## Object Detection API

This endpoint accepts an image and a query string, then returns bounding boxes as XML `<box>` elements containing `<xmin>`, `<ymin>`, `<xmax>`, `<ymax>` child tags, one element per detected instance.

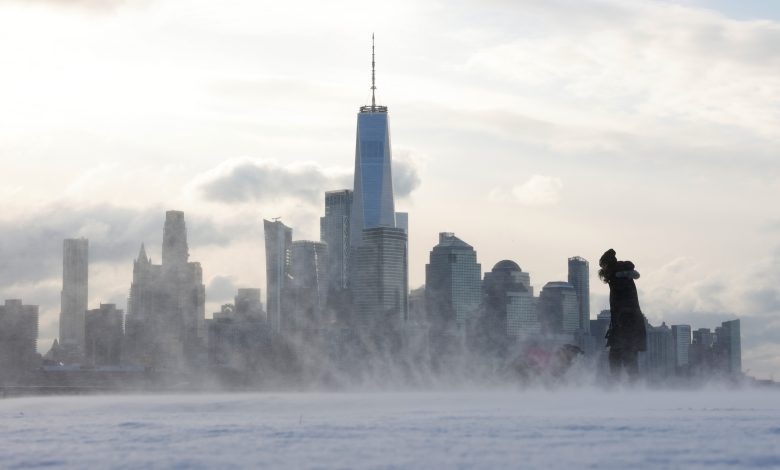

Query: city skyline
<box><xmin>0</xmin><ymin>0</ymin><xmax>777</xmax><ymax>379</ymax></box>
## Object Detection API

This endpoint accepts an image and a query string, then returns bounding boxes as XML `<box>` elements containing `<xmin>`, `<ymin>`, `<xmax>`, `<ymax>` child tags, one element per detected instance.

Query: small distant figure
<box><xmin>599</xmin><ymin>249</ymin><xmax>647</xmax><ymax>381</ymax></box>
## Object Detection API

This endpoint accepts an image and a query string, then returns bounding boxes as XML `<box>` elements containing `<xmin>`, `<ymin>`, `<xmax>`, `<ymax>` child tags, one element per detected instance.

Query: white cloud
<box><xmin>491</xmin><ymin>175</ymin><xmax>563</xmax><ymax>206</ymax></box>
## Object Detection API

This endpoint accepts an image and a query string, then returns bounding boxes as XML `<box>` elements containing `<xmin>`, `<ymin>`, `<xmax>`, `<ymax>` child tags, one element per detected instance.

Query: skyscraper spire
<box><xmin>371</xmin><ymin>33</ymin><xmax>376</xmax><ymax>110</ymax></box>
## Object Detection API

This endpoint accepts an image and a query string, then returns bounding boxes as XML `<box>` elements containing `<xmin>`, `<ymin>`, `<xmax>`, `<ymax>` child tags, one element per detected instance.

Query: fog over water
<box><xmin>2</xmin><ymin>388</ymin><xmax>778</xmax><ymax>469</ymax></box>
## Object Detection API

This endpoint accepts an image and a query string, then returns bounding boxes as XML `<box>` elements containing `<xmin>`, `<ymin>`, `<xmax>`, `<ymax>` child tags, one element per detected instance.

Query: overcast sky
<box><xmin>1</xmin><ymin>0</ymin><xmax>778</xmax><ymax>379</ymax></box>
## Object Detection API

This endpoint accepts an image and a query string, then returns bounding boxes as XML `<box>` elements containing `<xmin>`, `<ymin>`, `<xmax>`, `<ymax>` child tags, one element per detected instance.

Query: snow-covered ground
<box><xmin>1</xmin><ymin>388</ymin><xmax>779</xmax><ymax>469</ymax></box>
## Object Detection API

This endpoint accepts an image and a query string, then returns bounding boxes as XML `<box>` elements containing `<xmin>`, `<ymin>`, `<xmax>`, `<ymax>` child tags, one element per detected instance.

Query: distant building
<box><xmin>425</xmin><ymin>233</ymin><xmax>482</xmax><ymax>335</ymax></box>
<box><xmin>264</xmin><ymin>219</ymin><xmax>292</xmax><ymax>333</ymax></box>
<box><xmin>60</xmin><ymin>238</ymin><xmax>88</xmax><ymax>357</ymax></box>
<box><xmin>0</xmin><ymin>299</ymin><xmax>39</xmax><ymax>378</ymax></box>
<box><xmin>124</xmin><ymin>211</ymin><xmax>206</xmax><ymax>371</ymax></box>
<box><xmin>715</xmin><ymin>319</ymin><xmax>741</xmax><ymax>375</ymax></box>
<box><xmin>538</xmin><ymin>282</ymin><xmax>579</xmax><ymax>335</ymax></box>
<box><xmin>671</xmin><ymin>324</ymin><xmax>691</xmax><ymax>370</ymax></box>
<box><xmin>85</xmin><ymin>304</ymin><xmax>123</xmax><ymax>367</ymax></box>
<box><xmin>289</xmin><ymin>240</ymin><xmax>329</xmax><ymax>331</ymax></box>
<box><xmin>234</xmin><ymin>288</ymin><xmax>264</xmax><ymax>319</ymax></box>
<box><xmin>640</xmin><ymin>322</ymin><xmax>675</xmax><ymax>378</ymax></box>
<box><xmin>567</xmin><ymin>256</ymin><xmax>590</xmax><ymax>333</ymax></box>
<box><xmin>207</xmin><ymin>303</ymin><xmax>271</xmax><ymax>372</ymax></box>
<box><xmin>320</xmin><ymin>190</ymin><xmax>353</xmax><ymax>292</ymax></box>
<box><xmin>477</xmin><ymin>260</ymin><xmax>537</xmax><ymax>352</ymax></box>
<box><xmin>351</xmin><ymin>227</ymin><xmax>408</xmax><ymax>329</ymax></box>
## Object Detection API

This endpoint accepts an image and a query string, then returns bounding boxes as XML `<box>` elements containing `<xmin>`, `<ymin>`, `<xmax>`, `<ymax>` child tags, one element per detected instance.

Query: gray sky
<box><xmin>0</xmin><ymin>0</ymin><xmax>778</xmax><ymax>379</ymax></box>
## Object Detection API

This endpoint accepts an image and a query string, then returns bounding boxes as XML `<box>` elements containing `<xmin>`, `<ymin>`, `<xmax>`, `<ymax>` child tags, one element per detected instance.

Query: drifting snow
<box><xmin>1</xmin><ymin>389</ymin><xmax>779</xmax><ymax>469</ymax></box>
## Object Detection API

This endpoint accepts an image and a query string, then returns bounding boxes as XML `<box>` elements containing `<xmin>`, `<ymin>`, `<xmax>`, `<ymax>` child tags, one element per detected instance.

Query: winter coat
<box><xmin>606</xmin><ymin>261</ymin><xmax>647</xmax><ymax>352</ymax></box>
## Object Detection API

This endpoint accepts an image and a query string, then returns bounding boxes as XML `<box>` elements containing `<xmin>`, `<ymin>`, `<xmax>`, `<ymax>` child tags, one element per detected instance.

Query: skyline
<box><xmin>0</xmin><ymin>0</ymin><xmax>778</xmax><ymax>378</ymax></box>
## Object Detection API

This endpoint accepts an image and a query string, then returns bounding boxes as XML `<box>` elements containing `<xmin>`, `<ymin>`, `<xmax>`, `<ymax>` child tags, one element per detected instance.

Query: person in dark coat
<box><xmin>599</xmin><ymin>249</ymin><xmax>647</xmax><ymax>380</ymax></box>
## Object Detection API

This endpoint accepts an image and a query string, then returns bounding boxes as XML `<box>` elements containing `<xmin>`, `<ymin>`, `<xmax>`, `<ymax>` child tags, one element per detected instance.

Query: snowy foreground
<box><xmin>2</xmin><ymin>388</ymin><xmax>779</xmax><ymax>469</ymax></box>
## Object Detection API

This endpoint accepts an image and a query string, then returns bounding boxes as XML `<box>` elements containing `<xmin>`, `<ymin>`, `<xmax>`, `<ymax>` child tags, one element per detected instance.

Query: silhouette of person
<box><xmin>599</xmin><ymin>249</ymin><xmax>647</xmax><ymax>380</ymax></box>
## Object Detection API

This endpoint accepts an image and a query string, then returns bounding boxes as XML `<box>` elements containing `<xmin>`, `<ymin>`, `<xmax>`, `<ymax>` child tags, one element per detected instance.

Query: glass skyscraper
<box><xmin>60</xmin><ymin>237</ymin><xmax>88</xmax><ymax>354</ymax></box>
<box><xmin>349</xmin><ymin>37</ymin><xmax>396</xmax><ymax>248</ymax></box>
<box><xmin>567</xmin><ymin>256</ymin><xmax>590</xmax><ymax>333</ymax></box>
<box><xmin>263</xmin><ymin>219</ymin><xmax>292</xmax><ymax>333</ymax></box>
<box><xmin>320</xmin><ymin>189</ymin><xmax>352</xmax><ymax>291</ymax></box>
<box><xmin>349</xmin><ymin>109</ymin><xmax>396</xmax><ymax>248</ymax></box>
<box><xmin>425</xmin><ymin>232</ymin><xmax>482</xmax><ymax>334</ymax></box>
<box><xmin>351</xmin><ymin>227</ymin><xmax>408</xmax><ymax>327</ymax></box>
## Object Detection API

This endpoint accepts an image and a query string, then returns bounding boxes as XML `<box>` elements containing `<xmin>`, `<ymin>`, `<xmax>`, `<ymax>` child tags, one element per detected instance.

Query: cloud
<box><xmin>193</xmin><ymin>155</ymin><xmax>422</xmax><ymax>205</ymax></box>
<box><xmin>490</xmin><ymin>175</ymin><xmax>563</xmax><ymax>206</ymax></box>
<box><xmin>0</xmin><ymin>204</ymin><xmax>251</xmax><ymax>287</ymax></box>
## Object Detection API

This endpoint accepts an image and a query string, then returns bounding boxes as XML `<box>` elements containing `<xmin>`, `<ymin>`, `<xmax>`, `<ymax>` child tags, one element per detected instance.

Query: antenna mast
<box><xmin>371</xmin><ymin>33</ymin><xmax>376</xmax><ymax>110</ymax></box>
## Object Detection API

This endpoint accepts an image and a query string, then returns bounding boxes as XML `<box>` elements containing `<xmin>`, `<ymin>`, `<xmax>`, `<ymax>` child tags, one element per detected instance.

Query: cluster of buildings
<box><xmin>0</xmin><ymin>44</ymin><xmax>744</xmax><ymax>387</ymax></box>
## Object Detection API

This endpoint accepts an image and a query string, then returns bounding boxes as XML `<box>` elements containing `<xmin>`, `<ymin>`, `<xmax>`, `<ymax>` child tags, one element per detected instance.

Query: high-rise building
<box><xmin>349</xmin><ymin>37</ymin><xmax>396</xmax><ymax>249</ymax></box>
<box><xmin>60</xmin><ymin>238</ymin><xmax>88</xmax><ymax>355</ymax></box>
<box><xmin>0</xmin><ymin>299</ymin><xmax>39</xmax><ymax>377</ymax></box>
<box><xmin>289</xmin><ymin>240</ymin><xmax>329</xmax><ymax>330</ymax></box>
<box><xmin>425</xmin><ymin>232</ymin><xmax>481</xmax><ymax>335</ymax></box>
<box><xmin>124</xmin><ymin>211</ymin><xmax>206</xmax><ymax>370</ymax></box>
<box><xmin>567</xmin><ymin>256</ymin><xmax>590</xmax><ymax>333</ymax></box>
<box><xmin>639</xmin><ymin>321</ymin><xmax>676</xmax><ymax>378</ymax></box>
<box><xmin>85</xmin><ymin>303</ymin><xmax>123</xmax><ymax>367</ymax></box>
<box><xmin>264</xmin><ymin>219</ymin><xmax>292</xmax><ymax>333</ymax></box>
<box><xmin>320</xmin><ymin>190</ymin><xmax>353</xmax><ymax>291</ymax></box>
<box><xmin>478</xmin><ymin>261</ymin><xmax>537</xmax><ymax>350</ymax></box>
<box><xmin>538</xmin><ymin>282</ymin><xmax>579</xmax><ymax>335</ymax></box>
<box><xmin>671</xmin><ymin>324</ymin><xmax>691</xmax><ymax>369</ymax></box>
<box><xmin>716</xmin><ymin>319</ymin><xmax>741</xmax><ymax>375</ymax></box>
<box><xmin>351</xmin><ymin>227</ymin><xmax>408</xmax><ymax>328</ymax></box>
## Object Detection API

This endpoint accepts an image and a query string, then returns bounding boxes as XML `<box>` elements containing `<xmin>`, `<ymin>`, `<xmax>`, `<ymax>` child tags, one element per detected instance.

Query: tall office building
<box><xmin>85</xmin><ymin>303</ymin><xmax>123</xmax><ymax>367</ymax></box>
<box><xmin>0</xmin><ymin>299</ymin><xmax>39</xmax><ymax>376</ymax></box>
<box><xmin>349</xmin><ymin>36</ymin><xmax>396</xmax><ymax>248</ymax></box>
<box><xmin>351</xmin><ymin>227</ymin><xmax>408</xmax><ymax>328</ymax></box>
<box><xmin>124</xmin><ymin>211</ymin><xmax>206</xmax><ymax>370</ymax></box>
<box><xmin>671</xmin><ymin>324</ymin><xmax>691</xmax><ymax>369</ymax></box>
<box><xmin>716</xmin><ymin>319</ymin><xmax>741</xmax><ymax>375</ymax></box>
<box><xmin>639</xmin><ymin>322</ymin><xmax>676</xmax><ymax>378</ymax></box>
<box><xmin>538</xmin><ymin>282</ymin><xmax>580</xmax><ymax>335</ymax></box>
<box><xmin>567</xmin><ymin>256</ymin><xmax>590</xmax><ymax>332</ymax></box>
<box><xmin>425</xmin><ymin>232</ymin><xmax>482</xmax><ymax>335</ymax></box>
<box><xmin>60</xmin><ymin>238</ymin><xmax>88</xmax><ymax>354</ymax></box>
<box><xmin>289</xmin><ymin>240</ymin><xmax>329</xmax><ymax>330</ymax></box>
<box><xmin>320</xmin><ymin>189</ymin><xmax>353</xmax><ymax>291</ymax></box>
<box><xmin>264</xmin><ymin>219</ymin><xmax>292</xmax><ymax>333</ymax></box>
<box><xmin>479</xmin><ymin>261</ymin><xmax>538</xmax><ymax>349</ymax></box>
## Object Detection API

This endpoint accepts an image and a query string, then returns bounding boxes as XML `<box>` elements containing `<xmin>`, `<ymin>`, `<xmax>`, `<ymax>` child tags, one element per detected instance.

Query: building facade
<box><xmin>320</xmin><ymin>190</ymin><xmax>353</xmax><ymax>292</ymax></box>
<box><xmin>351</xmin><ymin>227</ymin><xmax>408</xmax><ymax>329</ymax></box>
<box><xmin>60</xmin><ymin>238</ymin><xmax>88</xmax><ymax>355</ymax></box>
<box><xmin>124</xmin><ymin>211</ymin><xmax>206</xmax><ymax>371</ymax></box>
<box><xmin>85</xmin><ymin>303</ymin><xmax>123</xmax><ymax>367</ymax></box>
<box><xmin>671</xmin><ymin>324</ymin><xmax>691</xmax><ymax>370</ymax></box>
<box><xmin>567</xmin><ymin>256</ymin><xmax>590</xmax><ymax>333</ymax></box>
<box><xmin>538</xmin><ymin>282</ymin><xmax>579</xmax><ymax>335</ymax></box>
<box><xmin>289</xmin><ymin>240</ymin><xmax>329</xmax><ymax>330</ymax></box>
<box><xmin>0</xmin><ymin>299</ymin><xmax>39</xmax><ymax>378</ymax></box>
<box><xmin>424</xmin><ymin>232</ymin><xmax>482</xmax><ymax>336</ymax></box>
<box><xmin>478</xmin><ymin>260</ymin><xmax>537</xmax><ymax>351</ymax></box>
<box><xmin>264</xmin><ymin>219</ymin><xmax>292</xmax><ymax>333</ymax></box>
